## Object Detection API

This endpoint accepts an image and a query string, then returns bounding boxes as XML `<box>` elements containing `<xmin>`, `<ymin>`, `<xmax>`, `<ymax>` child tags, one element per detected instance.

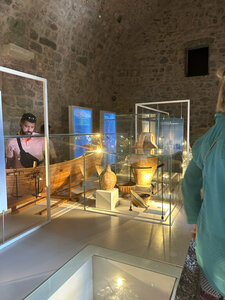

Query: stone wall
<box><xmin>1</xmin><ymin>0</ymin><xmax>225</xmax><ymax>143</ymax></box>
<box><xmin>0</xmin><ymin>0</ymin><xmax>168</xmax><ymax>136</ymax></box>
<box><xmin>112</xmin><ymin>0</ymin><xmax>225</xmax><ymax>143</ymax></box>
<box><xmin>0</xmin><ymin>0</ymin><xmax>121</xmax><ymax>134</ymax></box>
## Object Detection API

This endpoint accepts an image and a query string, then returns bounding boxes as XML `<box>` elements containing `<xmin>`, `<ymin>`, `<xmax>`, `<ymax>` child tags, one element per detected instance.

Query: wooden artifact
<box><xmin>6</xmin><ymin>152</ymin><xmax>102</xmax><ymax>214</ymax></box>
<box><xmin>117</xmin><ymin>181</ymin><xmax>136</xmax><ymax>197</ymax></box>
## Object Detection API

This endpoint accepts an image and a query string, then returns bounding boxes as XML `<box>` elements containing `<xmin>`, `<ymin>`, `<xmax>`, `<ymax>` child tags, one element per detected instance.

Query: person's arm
<box><xmin>6</xmin><ymin>140</ymin><xmax>15</xmax><ymax>169</ymax></box>
<box><xmin>182</xmin><ymin>159</ymin><xmax>203</xmax><ymax>224</ymax></box>
<box><xmin>6</xmin><ymin>157</ymin><xmax>15</xmax><ymax>169</ymax></box>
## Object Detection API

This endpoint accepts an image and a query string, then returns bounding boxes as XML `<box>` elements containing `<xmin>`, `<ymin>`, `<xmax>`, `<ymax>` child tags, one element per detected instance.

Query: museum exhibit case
<box><xmin>80</xmin><ymin>112</ymin><xmax>189</xmax><ymax>226</ymax></box>
<box><xmin>0</xmin><ymin>66</ymin><xmax>50</xmax><ymax>246</ymax></box>
<box><xmin>0</xmin><ymin>66</ymin><xmax>103</xmax><ymax>247</ymax></box>
<box><xmin>1</xmin><ymin>130</ymin><xmax>103</xmax><ymax>245</ymax></box>
<box><xmin>25</xmin><ymin>245</ymin><xmax>181</xmax><ymax>300</ymax></box>
<box><xmin>0</xmin><ymin>65</ymin><xmax>190</xmax><ymax>246</ymax></box>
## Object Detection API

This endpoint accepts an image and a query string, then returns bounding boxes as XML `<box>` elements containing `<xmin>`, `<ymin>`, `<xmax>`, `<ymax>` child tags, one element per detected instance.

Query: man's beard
<box><xmin>21</xmin><ymin>130</ymin><xmax>33</xmax><ymax>136</ymax></box>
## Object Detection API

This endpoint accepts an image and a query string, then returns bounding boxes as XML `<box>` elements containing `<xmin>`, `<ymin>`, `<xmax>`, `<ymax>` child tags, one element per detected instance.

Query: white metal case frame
<box><xmin>135</xmin><ymin>100</ymin><xmax>190</xmax><ymax>163</ymax></box>
<box><xmin>0</xmin><ymin>66</ymin><xmax>50</xmax><ymax>246</ymax></box>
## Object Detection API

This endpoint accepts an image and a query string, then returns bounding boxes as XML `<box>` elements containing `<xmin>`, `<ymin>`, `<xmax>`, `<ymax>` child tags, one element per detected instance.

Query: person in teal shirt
<box><xmin>182</xmin><ymin>67</ymin><xmax>225</xmax><ymax>299</ymax></box>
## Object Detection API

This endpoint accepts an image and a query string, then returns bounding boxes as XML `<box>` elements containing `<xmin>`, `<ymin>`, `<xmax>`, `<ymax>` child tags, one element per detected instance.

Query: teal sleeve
<box><xmin>182</xmin><ymin>159</ymin><xmax>203</xmax><ymax>224</ymax></box>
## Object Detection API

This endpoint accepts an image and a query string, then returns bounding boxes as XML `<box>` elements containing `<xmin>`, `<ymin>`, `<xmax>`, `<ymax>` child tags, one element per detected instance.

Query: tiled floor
<box><xmin>0</xmin><ymin>207</ymin><xmax>193</xmax><ymax>300</ymax></box>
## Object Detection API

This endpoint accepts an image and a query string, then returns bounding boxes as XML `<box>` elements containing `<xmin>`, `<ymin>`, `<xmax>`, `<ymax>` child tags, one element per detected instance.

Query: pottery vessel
<box><xmin>99</xmin><ymin>164</ymin><xmax>117</xmax><ymax>190</ymax></box>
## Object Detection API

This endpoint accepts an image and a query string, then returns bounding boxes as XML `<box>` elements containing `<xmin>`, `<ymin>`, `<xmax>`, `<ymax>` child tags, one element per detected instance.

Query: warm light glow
<box><xmin>96</xmin><ymin>133</ymin><xmax>101</xmax><ymax>137</ymax></box>
<box><xmin>116</xmin><ymin>277</ymin><xmax>124</xmax><ymax>288</ymax></box>
<box><xmin>96</xmin><ymin>147</ymin><xmax>102</xmax><ymax>153</ymax></box>
<box><xmin>151</xmin><ymin>134</ymin><xmax>154</xmax><ymax>143</ymax></box>
<box><xmin>143</xmin><ymin>173</ymin><xmax>151</xmax><ymax>183</ymax></box>
<box><xmin>158</xmin><ymin>149</ymin><xmax>163</xmax><ymax>154</ymax></box>
<box><xmin>151</xmin><ymin>149</ymin><xmax>154</xmax><ymax>155</ymax></box>
<box><xmin>163</xmin><ymin>174</ymin><xmax>169</xmax><ymax>178</ymax></box>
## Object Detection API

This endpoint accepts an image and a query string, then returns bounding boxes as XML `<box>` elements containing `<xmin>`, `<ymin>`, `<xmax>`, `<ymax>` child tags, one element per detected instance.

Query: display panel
<box><xmin>0</xmin><ymin>66</ymin><xmax>49</xmax><ymax>246</ymax></box>
<box><xmin>159</xmin><ymin>118</ymin><xmax>184</xmax><ymax>151</ymax></box>
<box><xmin>103</xmin><ymin>112</ymin><xmax>115</xmax><ymax>164</ymax></box>
<box><xmin>69</xmin><ymin>106</ymin><xmax>92</xmax><ymax>158</ymax></box>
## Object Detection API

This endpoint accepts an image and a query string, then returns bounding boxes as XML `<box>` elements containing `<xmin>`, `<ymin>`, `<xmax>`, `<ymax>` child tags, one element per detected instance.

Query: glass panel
<box><xmin>159</xmin><ymin>118</ymin><xmax>184</xmax><ymax>151</ymax></box>
<box><xmin>2</xmin><ymin>72</ymin><xmax>48</xmax><ymax>243</ymax></box>
<box><xmin>0</xmin><ymin>213</ymin><xmax>3</xmax><ymax>244</ymax></box>
<box><xmin>4</xmin><ymin>135</ymin><xmax>48</xmax><ymax>241</ymax></box>
<box><xmin>42</xmin><ymin>133</ymin><xmax>102</xmax><ymax>216</ymax></box>
<box><xmin>73</xmin><ymin>107</ymin><xmax>92</xmax><ymax>158</ymax></box>
<box><xmin>82</xmin><ymin>147</ymin><xmax>182</xmax><ymax>225</ymax></box>
<box><xmin>25</xmin><ymin>246</ymin><xmax>179</xmax><ymax>300</ymax></box>
<box><xmin>103</xmin><ymin>112</ymin><xmax>115</xmax><ymax>164</ymax></box>
<box><xmin>81</xmin><ymin>112</ymin><xmax>187</xmax><ymax>225</ymax></box>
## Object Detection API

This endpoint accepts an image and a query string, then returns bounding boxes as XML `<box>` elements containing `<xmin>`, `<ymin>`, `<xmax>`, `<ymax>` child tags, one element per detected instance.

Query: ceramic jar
<box><xmin>99</xmin><ymin>164</ymin><xmax>116</xmax><ymax>190</ymax></box>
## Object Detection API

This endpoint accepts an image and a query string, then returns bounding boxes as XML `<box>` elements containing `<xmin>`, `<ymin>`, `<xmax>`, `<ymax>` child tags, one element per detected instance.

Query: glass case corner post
<box><xmin>43</xmin><ymin>78</ymin><xmax>51</xmax><ymax>221</ymax></box>
<box><xmin>83</xmin><ymin>152</ymin><xmax>86</xmax><ymax>210</ymax></box>
<box><xmin>169</xmin><ymin>155</ymin><xmax>172</xmax><ymax>226</ymax></box>
<box><xmin>161</xmin><ymin>156</ymin><xmax>164</xmax><ymax>222</ymax></box>
<box><xmin>0</xmin><ymin>90</ymin><xmax>8</xmax><ymax>243</ymax></box>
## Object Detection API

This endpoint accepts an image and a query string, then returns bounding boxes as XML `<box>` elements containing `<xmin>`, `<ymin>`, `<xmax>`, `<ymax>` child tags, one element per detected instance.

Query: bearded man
<box><xmin>6</xmin><ymin>113</ymin><xmax>45</xmax><ymax>169</ymax></box>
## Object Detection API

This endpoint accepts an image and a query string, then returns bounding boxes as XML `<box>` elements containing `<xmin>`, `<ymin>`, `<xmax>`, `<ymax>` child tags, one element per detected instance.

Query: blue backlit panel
<box><xmin>74</xmin><ymin>107</ymin><xmax>92</xmax><ymax>158</ymax></box>
<box><xmin>104</xmin><ymin>112</ymin><xmax>115</xmax><ymax>164</ymax></box>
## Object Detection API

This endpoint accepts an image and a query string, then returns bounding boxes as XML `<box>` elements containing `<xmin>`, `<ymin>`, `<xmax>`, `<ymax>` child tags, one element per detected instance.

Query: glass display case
<box><xmin>1</xmin><ymin>131</ymin><xmax>103</xmax><ymax>245</ymax></box>
<box><xmin>79</xmin><ymin>113</ymin><xmax>188</xmax><ymax>226</ymax></box>
<box><xmin>0</xmin><ymin>66</ymin><xmax>50</xmax><ymax>246</ymax></box>
<box><xmin>81</xmin><ymin>148</ymin><xmax>183</xmax><ymax>225</ymax></box>
<box><xmin>0</xmin><ymin>63</ymin><xmax>189</xmax><ymax>249</ymax></box>
<box><xmin>25</xmin><ymin>245</ymin><xmax>182</xmax><ymax>300</ymax></box>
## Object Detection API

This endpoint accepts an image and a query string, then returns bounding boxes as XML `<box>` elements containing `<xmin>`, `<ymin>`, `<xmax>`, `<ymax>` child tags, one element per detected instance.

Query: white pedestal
<box><xmin>96</xmin><ymin>188</ymin><xmax>119</xmax><ymax>210</ymax></box>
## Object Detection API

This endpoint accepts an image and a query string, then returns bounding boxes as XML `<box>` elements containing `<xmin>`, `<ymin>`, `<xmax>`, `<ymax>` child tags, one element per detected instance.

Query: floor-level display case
<box><xmin>25</xmin><ymin>245</ymin><xmax>182</xmax><ymax>300</ymax></box>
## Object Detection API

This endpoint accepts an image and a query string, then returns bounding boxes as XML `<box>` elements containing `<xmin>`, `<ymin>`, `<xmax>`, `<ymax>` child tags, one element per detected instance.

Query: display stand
<box><xmin>96</xmin><ymin>188</ymin><xmax>119</xmax><ymax>210</ymax></box>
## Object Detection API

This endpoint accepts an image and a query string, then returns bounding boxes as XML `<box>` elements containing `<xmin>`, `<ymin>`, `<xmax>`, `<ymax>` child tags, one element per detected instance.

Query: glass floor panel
<box><xmin>25</xmin><ymin>245</ymin><xmax>182</xmax><ymax>300</ymax></box>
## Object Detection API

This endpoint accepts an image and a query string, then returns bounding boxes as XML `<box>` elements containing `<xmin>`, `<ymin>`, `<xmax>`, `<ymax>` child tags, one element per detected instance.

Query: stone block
<box><xmin>30</xmin><ymin>29</ymin><xmax>38</xmax><ymax>40</ymax></box>
<box><xmin>2</xmin><ymin>43</ymin><xmax>34</xmax><ymax>61</ymax></box>
<box><xmin>30</xmin><ymin>41</ymin><xmax>42</xmax><ymax>53</ymax></box>
<box><xmin>39</xmin><ymin>37</ymin><xmax>56</xmax><ymax>50</ymax></box>
<box><xmin>96</xmin><ymin>188</ymin><xmax>119</xmax><ymax>210</ymax></box>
